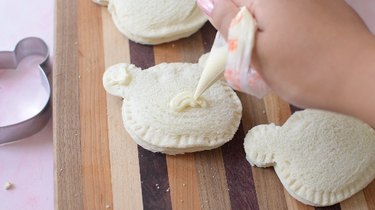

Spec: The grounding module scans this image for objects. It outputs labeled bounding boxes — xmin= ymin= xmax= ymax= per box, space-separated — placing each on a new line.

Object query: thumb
xmin=197 ymin=0 xmax=240 ymax=38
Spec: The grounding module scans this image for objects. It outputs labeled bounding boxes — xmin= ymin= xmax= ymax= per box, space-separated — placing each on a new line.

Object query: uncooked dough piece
xmin=244 ymin=109 xmax=375 ymax=206
xmin=103 ymin=58 xmax=242 ymax=155
xmin=95 ymin=0 xmax=207 ymax=45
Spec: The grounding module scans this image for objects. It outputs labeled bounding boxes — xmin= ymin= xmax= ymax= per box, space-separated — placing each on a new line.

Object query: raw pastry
xmin=103 ymin=58 xmax=242 ymax=155
xmin=244 ymin=109 xmax=375 ymax=206
xmin=94 ymin=0 xmax=207 ymax=45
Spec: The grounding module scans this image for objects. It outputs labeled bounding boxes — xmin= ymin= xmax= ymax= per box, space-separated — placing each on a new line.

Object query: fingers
xmin=197 ymin=0 xmax=240 ymax=38
xmin=196 ymin=0 xmax=264 ymax=73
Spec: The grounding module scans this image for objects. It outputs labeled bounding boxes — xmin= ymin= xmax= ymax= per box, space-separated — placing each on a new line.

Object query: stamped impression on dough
xmin=103 ymin=55 xmax=242 ymax=155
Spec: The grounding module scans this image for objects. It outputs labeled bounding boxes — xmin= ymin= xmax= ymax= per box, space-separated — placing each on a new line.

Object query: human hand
xmin=197 ymin=0 xmax=375 ymax=122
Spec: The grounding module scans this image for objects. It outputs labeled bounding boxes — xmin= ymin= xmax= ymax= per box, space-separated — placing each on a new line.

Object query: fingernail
xmin=197 ymin=0 xmax=214 ymax=17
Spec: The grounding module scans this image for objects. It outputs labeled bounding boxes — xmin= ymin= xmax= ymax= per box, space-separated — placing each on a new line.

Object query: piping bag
xmin=194 ymin=7 xmax=269 ymax=100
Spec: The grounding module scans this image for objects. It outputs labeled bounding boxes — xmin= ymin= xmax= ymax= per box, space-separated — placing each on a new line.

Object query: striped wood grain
xmin=222 ymin=125 xmax=260 ymax=210
xmin=341 ymin=192 xmax=369 ymax=210
xmin=195 ymin=149 xmax=232 ymax=210
xmin=77 ymin=1 xmax=113 ymax=209
xmin=128 ymin=41 xmax=173 ymax=210
xmin=153 ymin=34 xmax=203 ymax=210
xmin=363 ymin=182 xmax=375 ymax=210
xmin=239 ymin=93 xmax=289 ymax=210
xmin=101 ymin=8 xmax=143 ymax=210
xmin=54 ymin=0 xmax=84 ymax=209
xmin=54 ymin=1 xmax=375 ymax=209
xmin=195 ymin=26 xmax=233 ymax=210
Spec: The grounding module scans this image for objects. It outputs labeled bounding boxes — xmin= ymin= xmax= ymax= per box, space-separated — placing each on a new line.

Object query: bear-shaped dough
xmin=103 ymin=57 xmax=242 ymax=155
xmin=244 ymin=109 xmax=375 ymax=206
xmin=94 ymin=0 xmax=207 ymax=45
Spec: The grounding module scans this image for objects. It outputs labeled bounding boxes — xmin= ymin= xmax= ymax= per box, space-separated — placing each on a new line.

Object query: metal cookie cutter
xmin=0 ymin=37 xmax=51 ymax=144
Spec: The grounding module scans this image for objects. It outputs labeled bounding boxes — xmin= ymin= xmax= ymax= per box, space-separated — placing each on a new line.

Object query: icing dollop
xmin=169 ymin=91 xmax=208 ymax=112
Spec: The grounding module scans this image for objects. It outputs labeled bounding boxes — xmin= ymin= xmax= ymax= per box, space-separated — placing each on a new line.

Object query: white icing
xmin=169 ymin=91 xmax=207 ymax=112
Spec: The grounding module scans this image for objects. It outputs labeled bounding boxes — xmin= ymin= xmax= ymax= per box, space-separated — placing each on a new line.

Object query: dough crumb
xmin=105 ymin=204 xmax=111 ymax=209
xmin=182 ymin=183 xmax=186 ymax=187
xmin=4 ymin=182 xmax=13 ymax=190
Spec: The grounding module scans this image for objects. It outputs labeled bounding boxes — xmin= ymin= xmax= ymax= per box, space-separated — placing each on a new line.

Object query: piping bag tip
xmin=194 ymin=7 xmax=270 ymax=100
xmin=193 ymin=32 xmax=228 ymax=100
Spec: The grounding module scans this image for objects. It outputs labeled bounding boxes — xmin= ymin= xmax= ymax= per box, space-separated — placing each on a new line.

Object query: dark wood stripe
xmin=129 ymin=41 xmax=172 ymax=210
xmin=316 ymin=204 xmax=341 ymax=210
xmin=290 ymin=104 xmax=304 ymax=114
xmin=138 ymin=147 xmax=172 ymax=210
xmin=129 ymin=41 xmax=155 ymax=69
xmin=200 ymin=22 xmax=217 ymax=53
xmin=222 ymin=123 xmax=260 ymax=210
xmin=54 ymin=0 xmax=84 ymax=209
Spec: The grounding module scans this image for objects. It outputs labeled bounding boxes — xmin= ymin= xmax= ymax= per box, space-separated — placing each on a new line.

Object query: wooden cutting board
xmin=53 ymin=0 xmax=375 ymax=209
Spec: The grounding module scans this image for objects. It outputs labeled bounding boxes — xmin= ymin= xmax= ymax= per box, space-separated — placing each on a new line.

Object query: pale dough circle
xmin=244 ymin=109 xmax=375 ymax=206
xmin=103 ymin=61 xmax=242 ymax=155
xmin=107 ymin=0 xmax=207 ymax=45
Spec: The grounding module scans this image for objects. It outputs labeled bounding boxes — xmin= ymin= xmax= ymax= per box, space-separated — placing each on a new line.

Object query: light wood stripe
xmin=363 ymin=181 xmax=375 ymax=210
xmin=166 ymin=155 xmax=201 ymax=210
xmin=253 ymin=167 xmax=289 ymax=210
xmin=195 ymin=149 xmax=232 ymax=210
xmin=77 ymin=1 xmax=113 ymax=209
xmin=263 ymin=92 xmax=292 ymax=126
xmin=284 ymin=192 xmax=314 ymax=210
xmin=153 ymin=33 xmax=203 ymax=210
xmin=54 ymin=0 xmax=84 ymax=209
xmin=238 ymin=92 xmax=268 ymax=132
xmin=101 ymin=8 xmax=143 ymax=210
xmin=341 ymin=191 xmax=369 ymax=210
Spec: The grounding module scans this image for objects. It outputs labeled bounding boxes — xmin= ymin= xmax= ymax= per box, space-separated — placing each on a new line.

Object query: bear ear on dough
xmin=103 ymin=55 xmax=242 ymax=155
xmin=93 ymin=0 xmax=207 ymax=45
xmin=103 ymin=63 xmax=139 ymax=98
xmin=244 ymin=109 xmax=375 ymax=207
xmin=244 ymin=124 xmax=278 ymax=168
